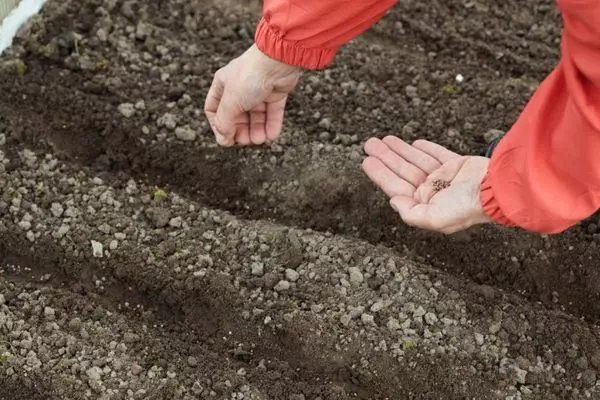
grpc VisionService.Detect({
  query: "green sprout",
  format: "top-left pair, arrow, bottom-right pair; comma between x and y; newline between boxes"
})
14,60 -> 27,77
402,340 -> 415,351
152,188 -> 167,201
441,84 -> 461,96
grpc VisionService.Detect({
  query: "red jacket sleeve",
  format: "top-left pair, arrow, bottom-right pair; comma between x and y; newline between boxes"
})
254,0 -> 398,70
480,0 -> 600,234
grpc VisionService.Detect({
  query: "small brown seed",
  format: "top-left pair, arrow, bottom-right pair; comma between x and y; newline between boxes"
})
432,179 -> 451,193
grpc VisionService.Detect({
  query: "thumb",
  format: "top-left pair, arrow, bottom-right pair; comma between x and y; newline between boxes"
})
214,88 -> 243,146
390,196 -> 424,228
391,196 -> 444,232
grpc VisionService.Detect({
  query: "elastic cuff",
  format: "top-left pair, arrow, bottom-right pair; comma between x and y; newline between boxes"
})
254,18 -> 339,70
480,173 -> 516,227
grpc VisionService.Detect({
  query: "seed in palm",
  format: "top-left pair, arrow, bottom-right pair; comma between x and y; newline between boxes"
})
432,179 -> 451,193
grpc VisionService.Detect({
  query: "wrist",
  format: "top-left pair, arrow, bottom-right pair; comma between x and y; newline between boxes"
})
249,44 -> 302,79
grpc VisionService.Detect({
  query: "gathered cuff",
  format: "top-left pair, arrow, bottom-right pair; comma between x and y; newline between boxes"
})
254,18 -> 339,70
480,173 -> 516,227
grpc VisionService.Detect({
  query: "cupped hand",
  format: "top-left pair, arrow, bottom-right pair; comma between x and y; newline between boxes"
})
362,136 -> 492,234
204,45 -> 301,147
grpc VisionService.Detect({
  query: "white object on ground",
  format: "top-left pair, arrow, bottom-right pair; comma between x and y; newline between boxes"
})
455,74 -> 465,83
0,0 -> 46,56
91,240 -> 104,258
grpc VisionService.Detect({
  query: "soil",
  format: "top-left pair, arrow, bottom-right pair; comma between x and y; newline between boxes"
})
0,0 -> 599,399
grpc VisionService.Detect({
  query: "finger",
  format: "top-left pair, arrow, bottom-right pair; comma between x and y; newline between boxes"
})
412,140 -> 459,164
235,124 -> 251,146
214,87 -> 244,145
250,106 -> 267,145
414,157 -> 466,203
204,75 -> 224,136
265,98 -> 287,141
362,157 -> 415,198
364,138 -> 427,187
390,196 -> 432,230
204,74 -> 224,117
382,136 -> 442,174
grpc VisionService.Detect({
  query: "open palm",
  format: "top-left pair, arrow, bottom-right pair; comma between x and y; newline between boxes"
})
362,137 -> 491,234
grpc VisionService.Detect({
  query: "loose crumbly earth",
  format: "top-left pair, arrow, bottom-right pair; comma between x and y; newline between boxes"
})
0,0 -> 599,399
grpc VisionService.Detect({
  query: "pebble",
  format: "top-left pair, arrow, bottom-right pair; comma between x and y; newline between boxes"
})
387,317 -> 401,331
340,314 -> 351,326
348,267 -> 364,285
18,220 -> 31,230
56,224 -> 69,238
86,366 -> 103,381
361,313 -> 375,325
424,312 -> 438,325
98,223 -> 111,234
69,318 -> 82,331
311,304 -> 324,313
274,280 -> 291,292
474,333 -> 484,346
413,306 -> 426,318
405,85 -> 418,98
145,207 -> 170,228
251,262 -> 264,276
91,240 -> 104,258
44,307 -> 56,319
174,126 -> 197,142
169,216 -> 182,228
285,269 -> 300,282
118,103 -> 135,118
319,131 -> 331,141
489,322 -> 502,334
187,356 -> 199,367
370,301 -> 384,313
50,202 -> 64,217
131,364 -> 143,375
158,113 -> 177,130
318,118 -> 332,130
349,306 -> 365,319
512,365 -> 527,384
96,28 -> 107,42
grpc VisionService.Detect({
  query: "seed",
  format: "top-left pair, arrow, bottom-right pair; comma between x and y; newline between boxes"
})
432,179 -> 451,193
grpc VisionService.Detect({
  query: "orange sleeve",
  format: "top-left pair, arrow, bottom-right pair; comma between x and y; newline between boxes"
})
480,0 -> 600,234
254,0 -> 398,70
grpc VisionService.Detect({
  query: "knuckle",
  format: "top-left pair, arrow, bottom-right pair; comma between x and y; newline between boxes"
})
214,68 -> 226,81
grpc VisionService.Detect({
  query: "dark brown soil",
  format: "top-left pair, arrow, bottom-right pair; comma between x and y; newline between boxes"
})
0,0 -> 599,398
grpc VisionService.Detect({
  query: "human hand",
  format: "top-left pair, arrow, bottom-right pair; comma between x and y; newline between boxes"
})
362,137 -> 492,234
204,45 -> 301,147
